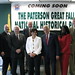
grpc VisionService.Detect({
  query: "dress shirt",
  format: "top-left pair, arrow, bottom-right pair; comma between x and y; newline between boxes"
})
7,32 -> 10,35
26,36 -> 42,55
15,34 -> 20,39
46,32 -> 50,39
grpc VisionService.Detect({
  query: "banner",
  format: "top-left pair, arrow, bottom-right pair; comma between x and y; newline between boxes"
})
8,14 -> 11,32
11,2 -> 75,31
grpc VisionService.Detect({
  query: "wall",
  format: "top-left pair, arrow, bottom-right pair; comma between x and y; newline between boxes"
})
0,4 -> 11,33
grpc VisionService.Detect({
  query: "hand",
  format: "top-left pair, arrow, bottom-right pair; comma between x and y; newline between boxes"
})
16,49 -> 21,54
56,56 -> 59,60
32,53 -> 36,57
29,53 -> 36,57
1,52 -> 5,56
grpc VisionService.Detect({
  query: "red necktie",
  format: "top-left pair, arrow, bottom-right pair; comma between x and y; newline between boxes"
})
46,34 -> 48,45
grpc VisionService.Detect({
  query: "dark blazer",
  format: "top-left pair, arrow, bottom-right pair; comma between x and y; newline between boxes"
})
0,32 -> 11,57
42,33 -> 60,59
10,33 -> 26,58
23,28 -> 30,39
0,34 -> 2,55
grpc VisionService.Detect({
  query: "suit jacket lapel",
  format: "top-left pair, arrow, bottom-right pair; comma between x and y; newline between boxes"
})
19,34 -> 21,40
43,35 -> 46,45
14,34 -> 18,40
44,34 -> 49,45
47,33 -> 52,45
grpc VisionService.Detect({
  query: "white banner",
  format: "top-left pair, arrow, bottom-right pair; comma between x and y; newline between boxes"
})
11,2 -> 75,31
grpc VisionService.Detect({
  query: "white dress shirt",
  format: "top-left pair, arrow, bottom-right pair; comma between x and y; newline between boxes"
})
46,32 -> 50,39
26,36 -> 42,55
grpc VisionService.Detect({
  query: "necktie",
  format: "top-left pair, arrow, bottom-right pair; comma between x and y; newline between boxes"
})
46,34 -> 48,45
16,34 -> 19,40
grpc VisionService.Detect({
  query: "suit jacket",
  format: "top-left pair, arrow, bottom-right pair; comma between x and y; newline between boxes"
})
23,28 -> 30,39
26,36 -> 42,55
0,34 -> 2,55
58,34 -> 72,54
10,33 -> 26,58
42,33 -> 60,60
0,32 -> 11,57
69,27 -> 75,54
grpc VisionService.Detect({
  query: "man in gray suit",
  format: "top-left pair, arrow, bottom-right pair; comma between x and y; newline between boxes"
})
69,18 -> 75,75
10,26 -> 26,75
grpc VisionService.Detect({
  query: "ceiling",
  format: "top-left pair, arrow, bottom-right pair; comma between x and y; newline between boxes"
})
0,0 -> 74,3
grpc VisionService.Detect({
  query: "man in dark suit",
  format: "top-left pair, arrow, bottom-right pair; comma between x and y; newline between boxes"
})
23,21 -> 32,39
10,26 -> 25,75
0,24 -> 12,75
41,25 -> 60,75
23,21 -> 33,72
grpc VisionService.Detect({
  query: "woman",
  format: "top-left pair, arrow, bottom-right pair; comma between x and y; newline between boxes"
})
26,29 -> 42,75
58,26 -> 72,75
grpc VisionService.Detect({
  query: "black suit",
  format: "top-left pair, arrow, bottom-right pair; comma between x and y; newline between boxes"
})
23,28 -> 31,72
0,32 -> 12,75
10,33 -> 26,75
0,34 -> 2,54
42,33 -> 60,75
23,28 -> 31,39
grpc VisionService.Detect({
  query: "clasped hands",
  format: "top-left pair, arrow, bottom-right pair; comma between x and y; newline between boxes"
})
16,49 -> 21,54
29,53 -> 36,57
